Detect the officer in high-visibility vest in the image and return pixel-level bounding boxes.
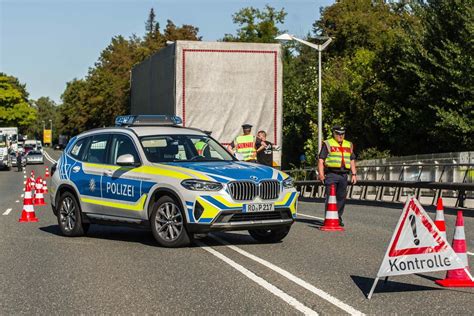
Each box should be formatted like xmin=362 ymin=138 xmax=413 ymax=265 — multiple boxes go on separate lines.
xmin=231 ymin=124 xmax=257 ymax=162
xmin=194 ymin=131 xmax=212 ymax=158
xmin=318 ymin=125 xmax=357 ymax=226
xmin=195 ymin=140 xmax=208 ymax=156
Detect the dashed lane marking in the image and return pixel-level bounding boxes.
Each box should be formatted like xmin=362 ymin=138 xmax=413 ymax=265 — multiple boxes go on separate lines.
xmin=211 ymin=235 xmax=364 ymax=316
xmin=21 ymin=194 xmax=24 ymax=198
xmin=196 ymin=240 xmax=318 ymax=315
xmin=468 ymin=252 xmax=474 ymax=256
xmin=23 ymin=175 xmax=26 ymax=178
xmin=15 ymin=200 xmax=19 ymax=203
xmin=2 ymin=208 xmax=12 ymax=216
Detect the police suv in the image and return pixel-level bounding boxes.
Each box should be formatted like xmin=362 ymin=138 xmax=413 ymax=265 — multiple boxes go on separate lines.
xmin=50 ymin=116 xmax=298 ymax=247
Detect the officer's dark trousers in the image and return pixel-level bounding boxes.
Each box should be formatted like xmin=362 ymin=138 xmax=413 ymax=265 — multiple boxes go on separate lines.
xmin=324 ymin=172 xmax=348 ymax=217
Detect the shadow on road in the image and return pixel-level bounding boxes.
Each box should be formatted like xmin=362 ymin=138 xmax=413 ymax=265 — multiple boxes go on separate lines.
xmin=350 ymin=275 xmax=441 ymax=297
xmin=39 ymin=224 xmax=158 ymax=247
xmin=39 ymin=225 xmax=279 ymax=248
xmin=295 ymin=217 xmax=324 ymax=229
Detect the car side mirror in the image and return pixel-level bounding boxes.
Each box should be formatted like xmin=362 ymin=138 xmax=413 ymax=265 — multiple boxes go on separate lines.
xmin=117 ymin=154 xmax=139 ymax=167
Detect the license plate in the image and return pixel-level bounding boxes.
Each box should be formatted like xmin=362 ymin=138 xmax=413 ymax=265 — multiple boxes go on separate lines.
xmin=243 ymin=203 xmax=274 ymax=212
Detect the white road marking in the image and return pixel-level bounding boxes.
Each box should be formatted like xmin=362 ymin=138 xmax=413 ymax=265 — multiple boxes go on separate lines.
xmin=2 ymin=208 xmax=12 ymax=216
xmin=298 ymin=213 xmax=325 ymax=221
xmin=21 ymin=194 xmax=24 ymax=198
xmin=43 ymin=151 xmax=57 ymax=164
xmin=211 ymin=235 xmax=364 ymax=316
xmin=23 ymin=175 xmax=26 ymax=178
xmin=15 ymin=200 xmax=19 ymax=203
xmin=23 ymin=181 xmax=26 ymax=184
xmin=468 ymin=252 xmax=474 ymax=256
xmin=197 ymin=240 xmax=318 ymax=315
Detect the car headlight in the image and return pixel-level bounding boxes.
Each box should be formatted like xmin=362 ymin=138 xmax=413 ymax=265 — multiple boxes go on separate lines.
xmin=282 ymin=177 xmax=294 ymax=189
xmin=181 ymin=179 xmax=223 ymax=191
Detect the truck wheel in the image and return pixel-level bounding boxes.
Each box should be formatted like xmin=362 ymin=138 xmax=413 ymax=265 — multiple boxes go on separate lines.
xmin=57 ymin=191 xmax=87 ymax=237
xmin=248 ymin=226 xmax=291 ymax=243
xmin=150 ymin=196 xmax=191 ymax=247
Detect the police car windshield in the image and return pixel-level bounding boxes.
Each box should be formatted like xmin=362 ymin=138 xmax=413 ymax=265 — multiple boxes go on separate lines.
xmin=140 ymin=135 xmax=234 ymax=163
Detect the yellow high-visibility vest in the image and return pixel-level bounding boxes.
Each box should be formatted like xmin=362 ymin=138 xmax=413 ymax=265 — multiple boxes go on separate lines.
xmin=234 ymin=135 xmax=256 ymax=161
xmin=324 ymin=138 xmax=352 ymax=170
xmin=195 ymin=141 xmax=208 ymax=156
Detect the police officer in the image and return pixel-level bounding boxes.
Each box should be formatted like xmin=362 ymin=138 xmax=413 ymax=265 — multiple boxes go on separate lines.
xmin=231 ymin=124 xmax=257 ymax=162
xmin=318 ymin=125 xmax=357 ymax=226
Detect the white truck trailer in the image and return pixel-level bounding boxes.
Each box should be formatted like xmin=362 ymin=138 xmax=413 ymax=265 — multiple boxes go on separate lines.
xmin=130 ymin=41 xmax=283 ymax=166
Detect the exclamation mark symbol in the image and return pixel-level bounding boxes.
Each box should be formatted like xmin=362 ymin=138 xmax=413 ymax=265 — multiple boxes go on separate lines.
xmin=409 ymin=215 xmax=420 ymax=245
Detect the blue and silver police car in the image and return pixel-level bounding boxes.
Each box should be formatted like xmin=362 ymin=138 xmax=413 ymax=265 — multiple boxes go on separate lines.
xmin=50 ymin=116 xmax=298 ymax=247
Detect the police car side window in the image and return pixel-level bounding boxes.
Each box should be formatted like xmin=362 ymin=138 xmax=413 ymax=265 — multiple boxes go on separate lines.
xmin=69 ymin=137 xmax=89 ymax=161
xmin=110 ymin=134 xmax=140 ymax=165
xmin=84 ymin=134 xmax=109 ymax=164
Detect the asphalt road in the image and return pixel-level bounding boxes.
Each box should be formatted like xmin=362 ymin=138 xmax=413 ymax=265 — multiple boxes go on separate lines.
xmin=1 ymin=149 xmax=473 ymax=315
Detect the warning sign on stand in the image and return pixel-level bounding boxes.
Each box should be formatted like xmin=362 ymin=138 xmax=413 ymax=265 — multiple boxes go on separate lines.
xmin=368 ymin=197 xmax=466 ymax=299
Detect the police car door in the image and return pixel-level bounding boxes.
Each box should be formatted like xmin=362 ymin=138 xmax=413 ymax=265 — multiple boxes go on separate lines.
xmin=100 ymin=133 xmax=143 ymax=219
xmin=80 ymin=134 xmax=110 ymax=214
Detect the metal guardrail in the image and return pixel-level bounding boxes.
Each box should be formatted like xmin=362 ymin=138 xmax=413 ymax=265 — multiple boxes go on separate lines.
xmin=294 ymin=180 xmax=473 ymax=208
xmin=287 ymin=163 xmax=474 ymax=209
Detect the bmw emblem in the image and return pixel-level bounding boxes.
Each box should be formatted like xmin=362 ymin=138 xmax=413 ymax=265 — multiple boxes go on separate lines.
xmin=250 ymin=175 xmax=258 ymax=181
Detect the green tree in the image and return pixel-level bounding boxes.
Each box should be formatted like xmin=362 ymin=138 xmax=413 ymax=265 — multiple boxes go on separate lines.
xmin=145 ymin=8 xmax=159 ymax=34
xmin=295 ymin=0 xmax=423 ymax=162
xmin=402 ymin=0 xmax=474 ymax=152
xmin=0 ymin=73 xmax=36 ymax=133
xmin=58 ymin=79 xmax=89 ymax=136
xmin=223 ymin=5 xmax=286 ymax=43
xmin=29 ymin=97 xmax=58 ymax=140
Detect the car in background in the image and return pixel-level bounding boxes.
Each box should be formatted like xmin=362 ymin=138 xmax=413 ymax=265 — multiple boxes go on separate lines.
xmin=24 ymin=145 xmax=35 ymax=155
xmin=26 ymin=150 xmax=44 ymax=164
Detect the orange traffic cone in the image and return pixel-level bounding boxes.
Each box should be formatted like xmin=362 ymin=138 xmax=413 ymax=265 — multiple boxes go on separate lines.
xmin=320 ymin=184 xmax=344 ymax=231
xmin=29 ymin=171 xmax=35 ymax=185
xmin=33 ymin=177 xmax=46 ymax=206
xmin=19 ymin=183 xmax=39 ymax=222
xmin=434 ymin=197 xmax=447 ymax=241
xmin=42 ymin=179 xmax=48 ymax=194
xmin=435 ymin=211 xmax=474 ymax=287
xmin=45 ymin=166 xmax=50 ymax=178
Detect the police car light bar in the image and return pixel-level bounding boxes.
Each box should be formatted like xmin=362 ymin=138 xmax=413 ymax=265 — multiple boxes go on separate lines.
xmin=115 ymin=115 xmax=183 ymax=127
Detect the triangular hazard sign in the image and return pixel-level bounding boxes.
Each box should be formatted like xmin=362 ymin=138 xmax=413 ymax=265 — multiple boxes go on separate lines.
xmin=376 ymin=197 xmax=465 ymax=278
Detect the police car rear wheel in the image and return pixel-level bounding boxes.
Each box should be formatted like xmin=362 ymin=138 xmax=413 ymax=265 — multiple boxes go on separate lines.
xmin=57 ymin=192 xmax=87 ymax=237
xmin=248 ymin=226 xmax=290 ymax=243
xmin=151 ymin=196 xmax=191 ymax=247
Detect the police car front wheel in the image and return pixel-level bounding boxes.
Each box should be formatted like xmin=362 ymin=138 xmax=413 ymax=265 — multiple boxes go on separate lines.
xmin=57 ymin=192 xmax=89 ymax=237
xmin=248 ymin=226 xmax=290 ymax=243
xmin=150 ymin=196 xmax=191 ymax=247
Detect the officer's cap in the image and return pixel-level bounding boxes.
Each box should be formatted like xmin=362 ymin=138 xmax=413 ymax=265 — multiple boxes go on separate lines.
xmin=242 ymin=124 xmax=253 ymax=129
xmin=332 ymin=125 xmax=346 ymax=134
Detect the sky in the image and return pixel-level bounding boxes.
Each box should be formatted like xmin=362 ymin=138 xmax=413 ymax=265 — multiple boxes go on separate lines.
xmin=1 ymin=0 xmax=333 ymax=103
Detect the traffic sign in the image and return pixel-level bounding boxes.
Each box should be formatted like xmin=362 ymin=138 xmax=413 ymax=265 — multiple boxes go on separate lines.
xmin=43 ymin=129 xmax=52 ymax=144
xmin=367 ymin=197 xmax=467 ymax=299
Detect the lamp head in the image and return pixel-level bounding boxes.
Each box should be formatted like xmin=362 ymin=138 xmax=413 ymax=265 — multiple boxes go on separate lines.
xmin=275 ymin=33 xmax=293 ymax=41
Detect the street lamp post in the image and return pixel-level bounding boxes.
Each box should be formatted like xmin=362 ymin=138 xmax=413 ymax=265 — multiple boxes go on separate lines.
xmin=275 ymin=33 xmax=332 ymax=153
